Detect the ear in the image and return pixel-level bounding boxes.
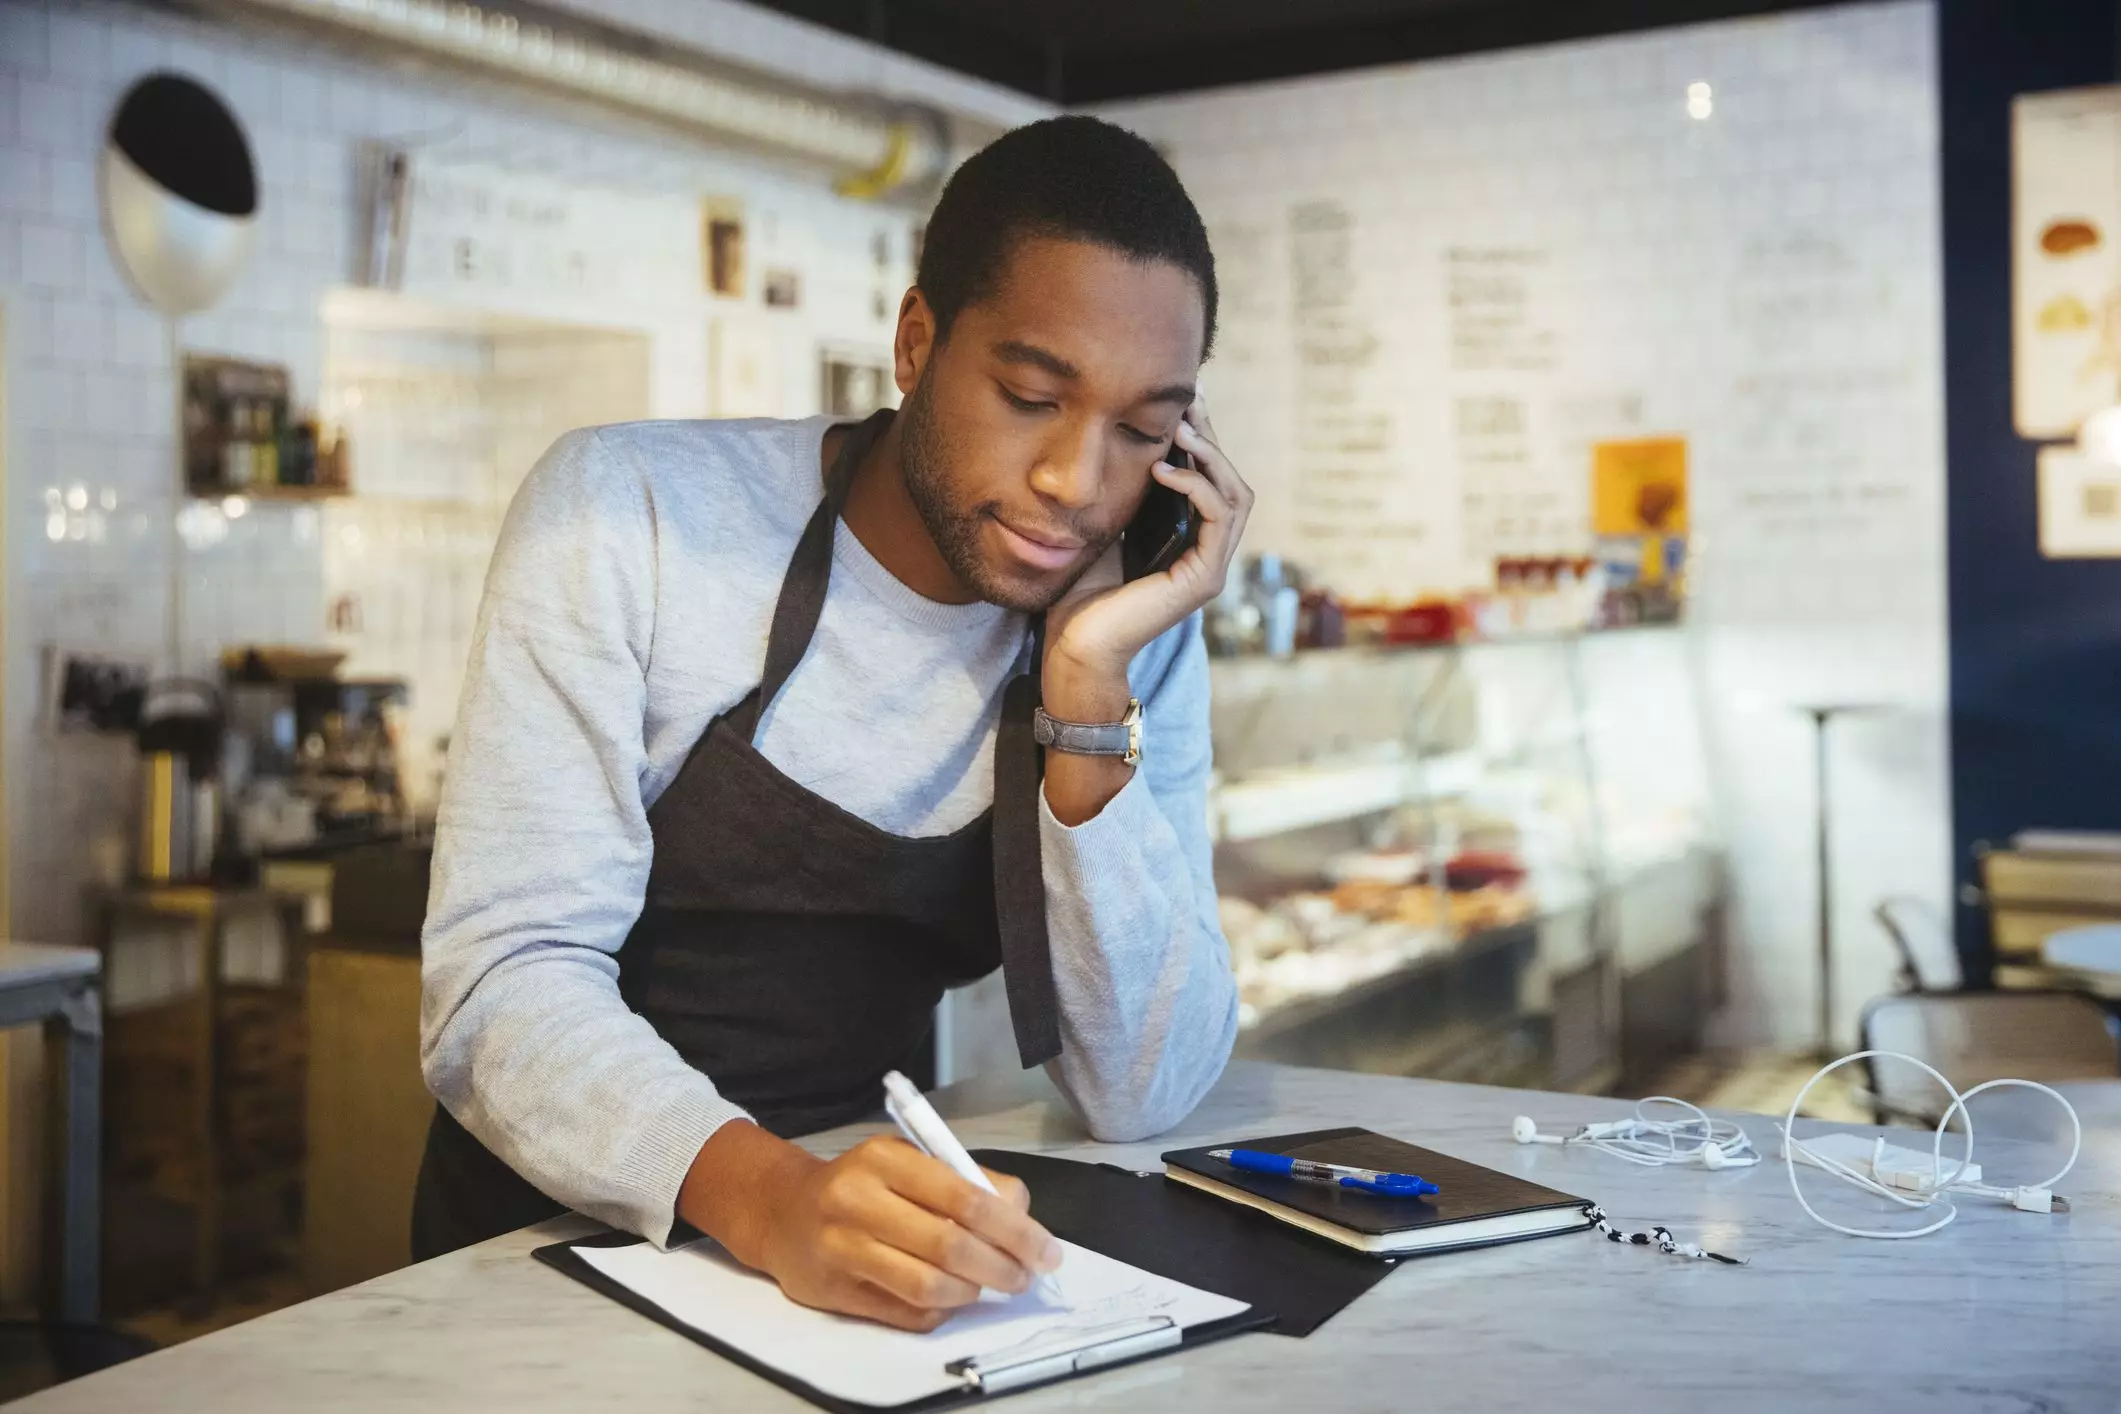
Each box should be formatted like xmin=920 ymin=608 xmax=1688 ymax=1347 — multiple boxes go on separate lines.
xmin=894 ymin=288 xmax=936 ymax=396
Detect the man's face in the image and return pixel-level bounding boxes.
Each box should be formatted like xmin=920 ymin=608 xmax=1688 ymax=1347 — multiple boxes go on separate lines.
xmin=895 ymin=235 xmax=1206 ymax=613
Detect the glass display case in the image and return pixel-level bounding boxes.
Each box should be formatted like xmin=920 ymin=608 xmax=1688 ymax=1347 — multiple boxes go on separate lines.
xmin=933 ymin=626 xmax=1725 ymax=1094
xmin=1208 ymin=626 xmax=1724 ymax=1092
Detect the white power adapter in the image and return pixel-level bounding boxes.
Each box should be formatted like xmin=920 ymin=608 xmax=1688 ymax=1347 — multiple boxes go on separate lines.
xmin=1782 ymin=1132 xmax=1982 ymax=1193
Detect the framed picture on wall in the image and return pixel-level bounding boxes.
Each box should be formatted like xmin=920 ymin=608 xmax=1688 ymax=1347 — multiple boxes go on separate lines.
xmin=820 ymin=346 xmax=895 ymax=418
xmin=763 ymin=268 xmax=802 ymax=309
xmin=2013 ymin=87 xmax=2121 ymax=438
xmin=703 ymin=197 xmax=746 ymax=298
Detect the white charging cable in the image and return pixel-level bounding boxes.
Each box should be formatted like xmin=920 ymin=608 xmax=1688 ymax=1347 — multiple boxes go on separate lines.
xmin=1511 ymin=1096 xmax=1760 ymax=1170
xmin=1779 ymin=1049 xmax=2082 ymax=1240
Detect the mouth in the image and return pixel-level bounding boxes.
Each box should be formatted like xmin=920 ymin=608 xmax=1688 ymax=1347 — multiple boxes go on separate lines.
xmin=989 ymin=514 xmax=1086 ymax=573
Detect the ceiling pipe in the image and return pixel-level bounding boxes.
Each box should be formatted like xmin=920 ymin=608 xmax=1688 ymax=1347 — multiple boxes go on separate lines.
xmin=176 ymin=0 xmax=957 ymax=199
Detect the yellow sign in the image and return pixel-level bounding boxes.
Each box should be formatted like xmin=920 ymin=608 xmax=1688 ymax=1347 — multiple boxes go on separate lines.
xmin=1592 ymin=436 xmax=1689 ymax=536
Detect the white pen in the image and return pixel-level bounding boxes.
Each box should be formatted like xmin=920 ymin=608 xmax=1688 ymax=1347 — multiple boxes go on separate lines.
xmin=881 ymin=1070 xmax=1064 ymax=1303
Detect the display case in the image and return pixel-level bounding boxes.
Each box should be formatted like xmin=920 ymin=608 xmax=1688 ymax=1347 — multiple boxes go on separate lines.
xmin=933 ymin=626 xmax=1725 ymax=1094
xmin=1209 ymin=625 xmax=1724 ymax=1093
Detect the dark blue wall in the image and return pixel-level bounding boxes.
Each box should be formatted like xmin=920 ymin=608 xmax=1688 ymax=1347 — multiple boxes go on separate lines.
xmin=1942 ymin=0 xmax=2121 ymax=983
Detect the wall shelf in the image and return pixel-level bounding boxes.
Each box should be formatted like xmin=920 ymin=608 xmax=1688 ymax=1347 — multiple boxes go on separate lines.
xmin=190 ymin=485 xmax=351 ymax=503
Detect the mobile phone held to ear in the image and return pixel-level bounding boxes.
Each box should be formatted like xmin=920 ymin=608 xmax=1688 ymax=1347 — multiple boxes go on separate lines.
xmin=1121 ymin=442 xmax=1200 ymax=581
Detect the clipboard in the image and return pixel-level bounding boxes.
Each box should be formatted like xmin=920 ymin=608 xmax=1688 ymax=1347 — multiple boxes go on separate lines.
xmin=971 ymin=1148 xmax=1400 ymax=1336
xmin=534 ymin=1231 xmax=1270 ymax=1413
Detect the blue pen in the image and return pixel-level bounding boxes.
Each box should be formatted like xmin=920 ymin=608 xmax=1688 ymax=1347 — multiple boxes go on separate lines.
xmin=1209 ymin=1148 xmax=1439 ymax=1197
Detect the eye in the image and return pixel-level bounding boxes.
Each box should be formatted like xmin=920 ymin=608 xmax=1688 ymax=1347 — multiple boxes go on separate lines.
xmin=1117 ymin=424 xmax=1164 ymax=446
xmin=997 ymin=384 xmax=1055 ymax=413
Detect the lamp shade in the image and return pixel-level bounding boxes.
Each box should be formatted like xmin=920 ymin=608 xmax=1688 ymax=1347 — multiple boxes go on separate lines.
xmin=99 ymin=72 xmax=258 ymax=316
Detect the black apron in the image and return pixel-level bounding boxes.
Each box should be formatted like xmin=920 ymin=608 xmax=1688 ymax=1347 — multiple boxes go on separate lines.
xmin=410 ymin=410 xmax=1061 ymax=1259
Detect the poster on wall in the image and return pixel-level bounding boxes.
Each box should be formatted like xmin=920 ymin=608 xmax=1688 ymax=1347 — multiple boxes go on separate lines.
xmin=2013 ymin=86 xmax=2121 ymax=439
xmin=1592 ymin=436 xmax=1688 ymax=609
xmin=2037 ymin=446 xmax=2121 ymax=557
xmin=387 ymin=154 xmax=695 ymax=307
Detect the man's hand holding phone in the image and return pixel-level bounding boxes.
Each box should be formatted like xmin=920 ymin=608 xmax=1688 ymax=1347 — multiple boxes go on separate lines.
xmin=1045 ymin=392 xmax=1252 ymax=686
xmin=678 ymin=1120 xmax=1063 ymax=1332
xmin=1039 ymin=392 xmax=1251 ymax=828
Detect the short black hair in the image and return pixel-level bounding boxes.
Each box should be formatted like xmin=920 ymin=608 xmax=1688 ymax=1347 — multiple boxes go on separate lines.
xmin=916 ymin=115 xmax=1217 ymax=360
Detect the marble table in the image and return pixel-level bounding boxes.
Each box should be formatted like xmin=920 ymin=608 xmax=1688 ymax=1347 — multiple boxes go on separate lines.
xmin=0 ymin=942 xmax=101 ymax=1322
xmin=17 ymin=1061 xmax=2120 ymax=1413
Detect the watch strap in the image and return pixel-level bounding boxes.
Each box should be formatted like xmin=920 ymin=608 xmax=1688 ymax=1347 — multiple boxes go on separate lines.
xmin=1033 ymin=700 xmax=1142 ymax=764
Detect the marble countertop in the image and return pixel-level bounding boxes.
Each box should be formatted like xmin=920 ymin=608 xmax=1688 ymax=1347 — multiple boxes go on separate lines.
xmin=18 ymin=1062 xmax=2119 ymax=1414
xmin=0 ymin=941 xmax=99 ymax=989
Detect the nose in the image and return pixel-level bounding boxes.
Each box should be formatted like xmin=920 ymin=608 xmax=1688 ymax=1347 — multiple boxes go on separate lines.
xmin=1026 ymin=416 xmax=1104 ymax=513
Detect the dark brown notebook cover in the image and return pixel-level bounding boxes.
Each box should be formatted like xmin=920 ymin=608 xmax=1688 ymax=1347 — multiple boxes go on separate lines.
xmin=1163 ymin=1127 xmax=1592 ymax=1243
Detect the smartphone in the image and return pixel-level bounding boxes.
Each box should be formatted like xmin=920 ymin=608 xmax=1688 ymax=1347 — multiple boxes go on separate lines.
xmin=1120 ymin=441 xmax=1200 ymax=581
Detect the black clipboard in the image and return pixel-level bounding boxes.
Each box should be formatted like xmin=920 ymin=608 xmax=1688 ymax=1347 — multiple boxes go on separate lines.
xmin=971 ymin=1149 xmax=1399 ymax=1336
xmin=534 ymin=1230 xmax=1269 ymax=1413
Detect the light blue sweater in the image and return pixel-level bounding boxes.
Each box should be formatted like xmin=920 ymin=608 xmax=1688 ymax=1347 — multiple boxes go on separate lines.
xmin=419 ymin=415 xmax=1238 ymax=1246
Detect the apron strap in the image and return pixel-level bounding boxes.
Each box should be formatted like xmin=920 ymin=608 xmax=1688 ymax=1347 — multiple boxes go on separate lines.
xmin=731 ymin=408 xmax=893 ymax=741
xmin=993 ymin=623 xmax=1063 ymax=1068
xmin=733 ymin=404 xmax=1062 ymax=1069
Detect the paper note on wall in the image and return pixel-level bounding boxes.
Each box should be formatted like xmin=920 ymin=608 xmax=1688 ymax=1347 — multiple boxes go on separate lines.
xmin=2038 ymin=446 xmax=2121 ymax=557
xmin=1592 ymin=436 xmax=1688 ymax=536
xmin=2013 ymin=86 xmax=2121 ymax=439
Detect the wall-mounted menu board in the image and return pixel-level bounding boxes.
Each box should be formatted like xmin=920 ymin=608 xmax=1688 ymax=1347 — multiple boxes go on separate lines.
xmin=2014 ymin=85 xmax=2121 ymax=439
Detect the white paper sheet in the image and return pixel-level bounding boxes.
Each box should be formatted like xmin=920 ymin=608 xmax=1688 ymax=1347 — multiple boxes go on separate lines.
xmin=573 ymin=1237 xmax=1249 ymax=1408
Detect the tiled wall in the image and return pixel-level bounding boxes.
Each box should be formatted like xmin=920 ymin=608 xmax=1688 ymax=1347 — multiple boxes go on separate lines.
xmin=0 ymin=0 xmax=1039 ymax=953
xmin=319 ymin=315 xmax=653 ymax=807
xmin=0 ymin=0 xmax=1043 ymax=1305
xmin=1100 ymin=0 xmax=1949 ymax=1048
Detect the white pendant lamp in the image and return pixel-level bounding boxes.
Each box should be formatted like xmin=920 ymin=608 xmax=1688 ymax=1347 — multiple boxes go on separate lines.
xmin=99 ymin=72 xmax=258 ymax=317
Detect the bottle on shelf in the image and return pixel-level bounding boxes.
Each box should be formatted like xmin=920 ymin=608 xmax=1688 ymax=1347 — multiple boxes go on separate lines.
xmin=252 ymin=399 xmax=279 ymax=489
xmin=221 ymin=398 xmax=254 ymax=489
xmin=281 ymin=417 xmax=318 ymax=488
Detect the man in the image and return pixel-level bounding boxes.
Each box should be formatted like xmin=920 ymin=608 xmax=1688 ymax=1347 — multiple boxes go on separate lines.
xmin=414 ymin=116 xmax=1252 ymax=1332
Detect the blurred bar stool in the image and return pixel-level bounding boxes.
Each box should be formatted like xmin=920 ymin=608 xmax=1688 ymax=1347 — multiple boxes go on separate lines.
xmin=2044 ymin=923 xmax=2121 ymax=1000
xmin=1858 ymin=989 xmax=2120 ymax=1129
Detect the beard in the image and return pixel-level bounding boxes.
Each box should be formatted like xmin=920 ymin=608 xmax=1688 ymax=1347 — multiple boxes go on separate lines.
xmin=896 ymin=378 xmax=1115 ymax=614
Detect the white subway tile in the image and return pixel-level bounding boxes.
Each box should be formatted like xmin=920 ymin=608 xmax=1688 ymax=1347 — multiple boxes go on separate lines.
xmin=0 ymin=143 xmax=50 ymax=215
xmin=222 ymin=56 xmax=279 ymax=129
xmin=45 ymin=11 xmax=110 ymax=83
xmin=44 ymin=150 xmax=92 ymax=222
xmin=0 ymin=70 xmax=21 ymax=147
xmin=0 ymin=4 xmax=52 ymax=79
xmin=105 ymin=20 xmax=170 ymax=84
xmin=16 ymin=74 xmax=81 ymax=154
xmin=275 ymin=60 xmax=328 ymax=130
xmin=20 ymin=215 xmax=82 ymax=291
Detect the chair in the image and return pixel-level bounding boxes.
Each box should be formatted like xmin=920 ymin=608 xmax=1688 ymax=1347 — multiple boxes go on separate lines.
xmin=1873 ymin=897 xmax=1962 ymax=993
xmin=1857 ymin=991 xmax=2119 ymax=1127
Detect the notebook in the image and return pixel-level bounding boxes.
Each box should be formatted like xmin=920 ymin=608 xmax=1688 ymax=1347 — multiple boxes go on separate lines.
xmin=1163 ymin=1127 xmax=1594 ymax=1257
xmin=535 ymin=1229 xmax=1266 ymax=1413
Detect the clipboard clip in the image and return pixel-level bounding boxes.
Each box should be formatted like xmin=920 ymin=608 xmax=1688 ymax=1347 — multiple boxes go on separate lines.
xmin=946 ymin=1316 xmax=1181 ymax=1395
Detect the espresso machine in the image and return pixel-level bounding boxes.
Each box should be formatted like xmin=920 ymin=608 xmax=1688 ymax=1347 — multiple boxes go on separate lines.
xmin=220 ymin=652 xmax=410 ymax=861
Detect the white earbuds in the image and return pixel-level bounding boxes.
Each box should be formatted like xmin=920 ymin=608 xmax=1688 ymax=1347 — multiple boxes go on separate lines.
xmin=1510 ymin=1099 xmax=1761 ymax=1170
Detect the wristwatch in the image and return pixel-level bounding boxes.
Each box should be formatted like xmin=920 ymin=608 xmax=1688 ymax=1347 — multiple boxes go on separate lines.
xmin=1033 ymin=699 xmax=1144 ymax=765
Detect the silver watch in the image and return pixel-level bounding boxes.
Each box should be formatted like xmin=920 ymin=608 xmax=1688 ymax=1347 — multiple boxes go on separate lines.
xmin=1033 ymin=699 xmax=1143 ymax=765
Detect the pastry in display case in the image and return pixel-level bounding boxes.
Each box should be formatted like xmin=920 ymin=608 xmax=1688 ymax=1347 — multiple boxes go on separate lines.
xmin=1206 ymin=615 xmax=1724 ymax=1093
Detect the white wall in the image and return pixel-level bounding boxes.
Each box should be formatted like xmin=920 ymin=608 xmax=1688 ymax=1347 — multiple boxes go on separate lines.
xmin=1099 ymin=0 xmax=1950 ymax=1050
xmin=0 ymin=0 xmax=1046 ymax=950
